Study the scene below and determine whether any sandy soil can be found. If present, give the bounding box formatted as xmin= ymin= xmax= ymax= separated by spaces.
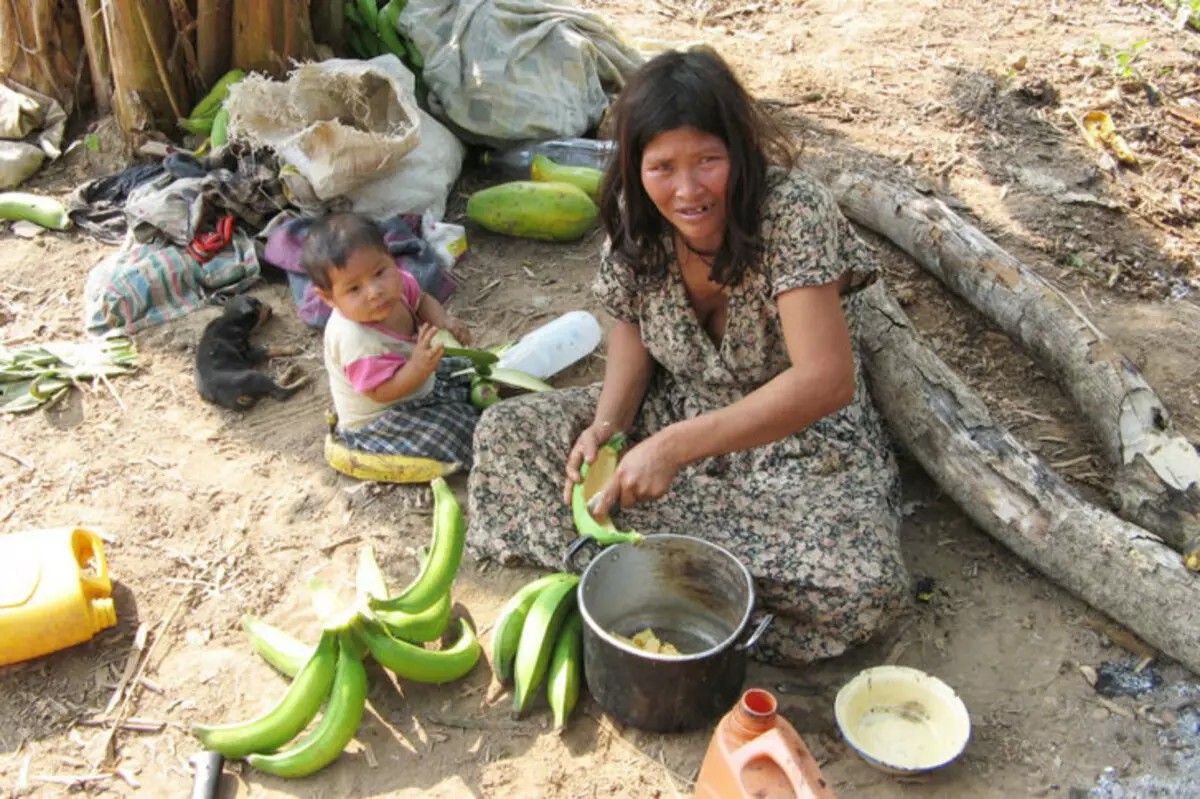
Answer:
xmin=3 ymin=0 xmax=1200 ymax=796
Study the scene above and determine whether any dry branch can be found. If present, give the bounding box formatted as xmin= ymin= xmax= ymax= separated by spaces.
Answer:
xmin=859 ymin=282 xmax=1200 ymax=676
xmin=826 ymin=169 xmax=1200 ymax=561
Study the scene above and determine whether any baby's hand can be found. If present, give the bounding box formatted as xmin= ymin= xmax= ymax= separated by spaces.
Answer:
xmin=411 ymin=323 xmax=445 ymax=377
xmin=446 ymin=317 xmax=472 ymax=346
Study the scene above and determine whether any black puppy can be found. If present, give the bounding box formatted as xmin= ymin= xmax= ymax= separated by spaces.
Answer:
xmin=194 ymin=295 xmax=308 ymax=410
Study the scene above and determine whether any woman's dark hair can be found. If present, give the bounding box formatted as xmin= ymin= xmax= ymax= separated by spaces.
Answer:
xmin=599 ymin=46 xmax=795 ymax=287
xmin=301 ymin=211 xmax=389 ymax=291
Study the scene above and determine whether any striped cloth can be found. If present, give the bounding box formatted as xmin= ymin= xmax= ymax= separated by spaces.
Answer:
xmin=336 ymin=358 xmax=480 ymax=468
xmin=84 ymin=234 xmax=261 ymax=335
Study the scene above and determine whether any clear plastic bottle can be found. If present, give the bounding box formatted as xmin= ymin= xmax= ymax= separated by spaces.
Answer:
xmin=496 ymin=310 xmax=603 ymax=380
xmin=478 ymin=138 xmax=617 ymax=178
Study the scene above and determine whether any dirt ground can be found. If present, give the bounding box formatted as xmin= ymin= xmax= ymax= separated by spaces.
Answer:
xmin=3 ymin=0 xmax=1200 ymax=796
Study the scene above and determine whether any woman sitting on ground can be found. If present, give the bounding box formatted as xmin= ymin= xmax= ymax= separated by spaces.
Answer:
xmin=465 ymin=46 xmax=910 ymax=666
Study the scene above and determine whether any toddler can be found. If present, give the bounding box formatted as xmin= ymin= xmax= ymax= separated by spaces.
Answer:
xmin=302 ymin=212 xmax=479 ymax=467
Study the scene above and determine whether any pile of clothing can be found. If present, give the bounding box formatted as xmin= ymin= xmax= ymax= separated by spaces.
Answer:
xmin=77 ymin=145 xmax=457 ymax=335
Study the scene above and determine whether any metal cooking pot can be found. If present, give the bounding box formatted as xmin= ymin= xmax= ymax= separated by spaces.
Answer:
xmin=564 ymin=534 xmax=772 ymax=733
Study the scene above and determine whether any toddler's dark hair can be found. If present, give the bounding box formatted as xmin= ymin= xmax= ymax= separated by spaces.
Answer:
xmin=301 ymin=212 xmax=389 ymax=291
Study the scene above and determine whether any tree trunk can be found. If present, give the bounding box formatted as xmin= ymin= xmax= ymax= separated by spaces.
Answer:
xmin=0 ymin=0 xmax=86 ymax=112
xmin=76 ymin=0 xmax=112 ymax=112
xmin=233 ymin=0 xmax=317 ymax=78
xmin=826 ymin=169 xmax=1200 ymax=562
xmin=102 ymin=0 xmax=189 ymax=133
xmin=859 ymin=282 xmax=1200 ymax=675
xmin=310 ymin=0 xmax=345 ymax=53
xmin=196 ymin=0 xmax=232 ymax=87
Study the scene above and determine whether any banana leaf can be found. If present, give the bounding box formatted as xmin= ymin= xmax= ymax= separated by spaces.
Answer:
xmin=0 ymin=336 xmax=137 ymax=413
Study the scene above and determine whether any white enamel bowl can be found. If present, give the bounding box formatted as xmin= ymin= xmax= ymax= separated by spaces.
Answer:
xmin=834 ymin=665 xmax=971 ymax=775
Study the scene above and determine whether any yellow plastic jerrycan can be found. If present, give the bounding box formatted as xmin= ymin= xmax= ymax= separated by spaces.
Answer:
xmin=0 ymin=527 xmax=117 ymax=666
xmin=694 ymin=688 xmax=835 ymax=799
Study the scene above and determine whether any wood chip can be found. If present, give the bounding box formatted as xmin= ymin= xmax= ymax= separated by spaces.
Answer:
xmin=18 ymin=753 xmax=30 ymax=790
xmin=1050 ymin=454 xmax=1092 ymax=469
xmin=1079 ymin=664 xmax=1099 ymax=687
xmin=114 ymin=766 xmax=141 ymax=788
xmin=1097 ymin=697 xmax=1135 ymax=719
xmin=1084 ymin=617 xmax=1157 ymax=660
xmin=32 ymin=774 xmax=111 ymax=786
xmin=138 ymin=677 xmax=164 ymax=695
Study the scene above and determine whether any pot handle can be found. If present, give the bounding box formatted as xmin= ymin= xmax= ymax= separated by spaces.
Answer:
xmin=563 ymin=535 xmax=600 ymax=574
xmin=735 ymin=614 xmax=774 ymax=652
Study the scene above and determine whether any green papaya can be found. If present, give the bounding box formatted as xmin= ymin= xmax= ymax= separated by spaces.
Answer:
xmin=466 ymin=181 xmax=598 ymax=243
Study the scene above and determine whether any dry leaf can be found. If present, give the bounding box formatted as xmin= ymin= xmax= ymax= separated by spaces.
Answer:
xmin=1082 ymin=111 xmax=1137 ymax=166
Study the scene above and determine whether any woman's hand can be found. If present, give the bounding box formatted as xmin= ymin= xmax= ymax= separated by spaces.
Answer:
xmin=583 ymin=433 xmax=682 ymax=521
xmin=562 ymin=423 xmax=614 ymax=505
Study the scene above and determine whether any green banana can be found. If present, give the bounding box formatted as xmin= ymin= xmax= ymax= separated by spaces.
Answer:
xmin=377 ymin=0 xmax=409 ymax=60
xmin=210 ymin=108 xmax=230 ymax=148
xmin=191 ymin=630 xmax=338 ymax=759
xmin=241 ymin=615 xmax=313 ymax=679
xmin=572 ymin=433 xmax=643 ymax=546
xmin=513 ymin=576 xmax=579 ymax=714
xmin=368 ymin=477 xmax=464 ymax=613
xmin=548 ymin=611 xmax=583 ymax=730
xmin=490 ymin=573 xmax=577 ymax=685
xmin=375 ymin=591 xmax=452 ymax=643
xmin=344 ymin=1 xmax=364 ymax=25
xmin=357 ymin=0 xmax=380 ymax=33
xmin=356 ymin=617 xmax=481 ymax=684
xmin=405 ymin=39 xmax=424 ymax=69
xmin=361 ymin=544 xmax=453 ymax=643
xmin=245 ymin=632 xmax=368 ymax=778
xmin=469 ymin=376 xmax=499 ymax=410
xmin=190 ymin=69 xmax=245 ymax=119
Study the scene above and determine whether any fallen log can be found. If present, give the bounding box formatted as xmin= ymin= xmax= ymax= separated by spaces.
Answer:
xmin=859 ymin=282 xmax=1200 ymax=675
xmin=826 ymin=170 xmax=1200 ymax=564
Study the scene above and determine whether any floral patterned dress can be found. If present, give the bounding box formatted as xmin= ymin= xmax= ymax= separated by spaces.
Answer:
xmin=466 ymin=168 xmax=910 ymax=666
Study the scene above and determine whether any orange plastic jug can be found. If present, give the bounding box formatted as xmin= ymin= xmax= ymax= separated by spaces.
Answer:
xmin=0 ymin=527 xmax=117 ymax=666
xmin=694 ymin=688 xmax=835 ymax=799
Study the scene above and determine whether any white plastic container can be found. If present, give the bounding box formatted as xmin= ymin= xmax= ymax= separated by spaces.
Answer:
xmin=497 ymin=310 xmax=603 ymax=380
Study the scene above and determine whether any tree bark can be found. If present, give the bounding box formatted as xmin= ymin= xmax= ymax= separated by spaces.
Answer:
xmin=859 ymin=282 xmax=1200 ymax=675
xmin=0 ymin=0 xmax=86 ymax=112
xmin=233 ymin=0 xmax=316 ymax=79
xmin=826 ymin=169 xmax=1200 ymax=562
xmin=102 ymin=0 xmax=189 ymax=133
xmin=196 ymin=0 xmax=232 ymax=87
xmin=76 ymin=0 xmax=112 ymax=112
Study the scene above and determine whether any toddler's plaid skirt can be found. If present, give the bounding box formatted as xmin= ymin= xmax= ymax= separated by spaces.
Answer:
xmin=336 ymin=358 xmax=479 ymax=468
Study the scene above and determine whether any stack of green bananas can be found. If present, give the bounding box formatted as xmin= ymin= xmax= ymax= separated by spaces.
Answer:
xmin=344 ymin=0 xmax=424 ymax=72
xmin=492 ymin=573 xmax=585 ymax=729
xmin=178 ymin=69 xmax=245 ymax=139
xmin=191 ymin=478 xmax=481 ymax=778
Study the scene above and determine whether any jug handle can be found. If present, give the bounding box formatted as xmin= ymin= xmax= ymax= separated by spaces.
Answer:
xmin=563 ymin=535 xmax=600 ymax=574
xmin=729 ymin=728 xmax=834 ymax=799
xmin=72 ymin=528 xmax=113 ymax=598
xmin=735 ymin=614 xmax=773 ymax=652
